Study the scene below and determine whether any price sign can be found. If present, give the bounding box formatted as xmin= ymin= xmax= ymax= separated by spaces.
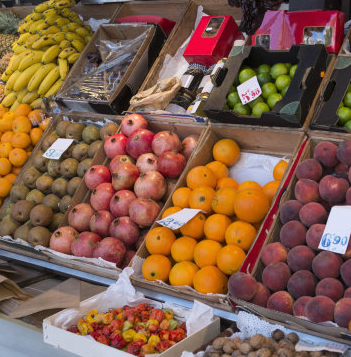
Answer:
xmin=318 ymin=206 xmax=351 ymax=254
xmin=237 ymin=76 xmax=262 ymax=105
xmin=157 ymin=208 xmax=203 ymax=230
xmin=42 ymin=138 xmax=74 ymax=160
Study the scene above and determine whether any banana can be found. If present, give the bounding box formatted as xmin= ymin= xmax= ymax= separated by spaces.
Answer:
xmin=60 ymin=8 xmax=71 ymax=18
xmin=68 ymin=12 xmax=79 ymax=21
xmin=66 ymin=22 xmax=79 ymax=32
xmin=65 ymin=32 xmax=84 ymax=42
xmin=45 ymin=15 xmax=60 ymax=26
xmin=5 ymin=53 xmax=18 ymax=73
xmin=31 ymin=19 xmax=46 ymax=34
xmin=2 ymin=92 xmax=17 ymax=107
xmin=32 ymin=36 xmax=56 ymax=50
xmin=75 ymin=27 xmax=90 ymax=38
xmin=25 ymin=14 xmax=33 ymax=22
xmin=58 ymin=58 xmax=69 ymax=80
xmin=84 ymin=24 xmax=92 ymax=33
xmin=85 ymin=35 xmax=92 ymax=44
xmin=28 ymin=63 xmax=56 ymax=91
xmin=42 ymin=45 xmax=60 ymax=64
xmin=60 ymin=24 xmax=70 ymax=33
xmin=38 ymin=66 xmax=60 ymax=96
xmin=17 ymin=33 xmax=31 ymax=45
xmin=13 ymin=63 xmax=42 ymax=92
xmin=5 ymin=71 xmax=21 ymax=91
xmin=43 ymin=78 xmax=63 ymax=98
xmin=10 ymin=50 xmax=31 ymax=72
xmin=67 ymin=52 xmax=79 ymax=64
xmin=71 ymin=39 xmax=85 ymax=53
xmin=33 ymin=22 xmax=47 ymax=35
xmin=20 ymin=20 xmax=33 ymax=34
xmin=1 ymin=70 xmax=13 ymax=82
xmin=40 ymin=25 xmax=60 ymax=36
xmin=24 ymin=34 xmax=40 ymax=48
xmin=59 ymin=40 xmax=71 ymax=50
xmin=73 ymin=18 xmax=84 ymax=26
xmin=43 ymin=8 xmax=57 ymax=18
xmin=29 ymin=20 xmax=40 ymax=34
xmin=30 ymin=12 xmax=43 ymax=21
xmin=35 ymin=2 xmax=50 ymax=13
xmin=22 ymin=91 xmax=39 ymax=104
xmin=13 ymin=45 xmax=27 ymax=55
xmin=47 ymin=0 xmax=58 ymax=8
xmin=30 ymin=97 xmax=43 ymax=109
xmin=18 ymin=50 xmax=44 ymax=71
xmin=54 ymin=17 xmax=70 ymax=27
xmin=54 ymin=0 xmax=76 ymax=10
xmin=10 ymin=100 xmax=20 ymax=112
xmin=58 ymin=47 xmax=76 ymax=59
xmin=52 ymin=32 xmax=65 ymax=43
xmin=4 ymin=88 xmax=11 ymax=96
xmin=17 ymin=87 xmax=28 ymax=103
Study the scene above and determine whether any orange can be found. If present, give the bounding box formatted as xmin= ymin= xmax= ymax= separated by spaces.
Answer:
xmin=204 ymin=214 xmax=231 ymax=242
xmin=262 ymin=180 xmax=280 ymax=204
xmin=28 ymin=109 xmax=45 ymax=126
xmin=189 ymin=186 xmax=215 ymax=214
xmin=30 ymin=127 xmax=43 ymax=146
xmin=11 ymin=165 xmax=22 ymax=175
xmin=186 ymin=166 xmax=217 ymax=189
xmin=0 ymin=117 xmax=13 ymax=132
xmin=11 ymin=132 xmax=31 ymax=149
xmin=216 ymin=245 xmax=246 ymax=275
xmin=1 ymin=131 xmax=14 ymax=143
xmin=162 ymin=206 xmax=182 ymax=234
xmin=211 ymin=187 xmax=237 ymax=216
xmin=145 ymin=227 xmax=176 ymax=255
xmin=39 ymin=117 xmax=50 ymax=131
xmin=2 ymin=111 xmax=15 ymax=122
xmin=171 ymin=236 xmax=197 ymax=262
xmin=273 ymin=160 xmax=288 ymax=181
xmin=9 ymin=148 xmax=27 ymax=167
xmin=225 ymin=221 xmax=257 ymax=251
xmin=12 ymin=115 xmax=31 ymax=133
xmin=213 ymin=138 xmax=240 ymax=166
xmin=0 ymin=178 xmax=12 ymax=197
xmin=26 ymin=144 xmax=33 ymax=152
xmin=172 ymin=187 xmax=192 ymax=208
xmin=193 ymin=266 xmax=228 ymax=294
xmin=142 ymin=254 xmax=172 ymax=282
xmin=193 ymin=239 xmax=222 ymax=268
xmin=0 ymin=158 xmax=11 ymax=175
xmin=180 ymin=212 xmax=206 ymax=239
xmin=206 ymin=161 xmax=229 ymax=180
xmin=216 ymin=177 xmax=239 ymax=190
xmin=238 ymin=180 xmax=262 ymax=192
xmin=0 ymin=142 xmax=12 ymax=158
xmin=169 ymin=261 xmax=199 ymax=287
xmin=4 ymin=173 xmax=16 ymax=183
xmin=14 ymin=104 xmax=31 ymax=117
xmin=27 ymin=151 xmax=32 ymax=158
xmin=233 ymin=189 xmax=270 ymax=223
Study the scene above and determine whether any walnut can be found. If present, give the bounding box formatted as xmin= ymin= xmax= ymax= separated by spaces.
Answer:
xmin=278 ymin=341 xmax=294 ymax=351
xmin=207 ymin=353 xmax=221 ymax=357
xmin=286 ymin=333 xmax=299 ymax=344
xmin=272 ymin=329 xmax=285 ymax=341
xmin=223 ymin=341 xmax=236 ymax=354
xmin=222 ymin=355 xmax=232 ymax=357
xmin=257 ymin=348 xmax=272 ymax=357
xmin=232 ymin=350 xmax=243 ymax=357
xmin=277 ymin=348 xmax=294 ymax=357
xmin=233 ymin=337 xmax=241 ymax=345
xmin=248 ymin=351 xmax=257 ymax=357
xmin=271 ymin=342 xmax=280 ymax=352
xmin=295 ymin=352 xmax=309 ymax=357
xmin=213 ymin=337 xmax=227 ymax=351
xmin=250 ymin=334 xmax=267 ymax=350
xmin=240 ymin=342 xmax=253 ymax=355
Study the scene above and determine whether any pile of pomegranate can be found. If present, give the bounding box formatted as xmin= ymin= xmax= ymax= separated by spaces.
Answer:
xmin=49 ymin=114 xmax=200 ymax=268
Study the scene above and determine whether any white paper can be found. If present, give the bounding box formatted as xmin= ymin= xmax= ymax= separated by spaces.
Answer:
xmin=157 ymin=208 xmax=203 ymax=230
xmin=186 ymin=300 xmax=213 ymax=335
xmin=43 ymin=138 xmax=74 ymax=160
xmin=237 ymin=76 xmax=262 ymax=105
xmin=318 ymin=206 xmax=351 ymax=254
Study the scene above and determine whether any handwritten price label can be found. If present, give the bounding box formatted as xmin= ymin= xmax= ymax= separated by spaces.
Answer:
xmin=318 ymin=206 xmax=351 ymax=254
xmin=157 ymin=208 xmax=203 ymax=230
xmin=237 ymin=76 xmax=262 ymax=105
xmin=42 ymin=138 xmax=74 ymax=160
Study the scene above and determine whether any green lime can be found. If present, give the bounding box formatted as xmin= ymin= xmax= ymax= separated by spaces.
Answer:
xmin=234 ymin=102 xmax=251 ymax=115
xmin=267 ymin=93 xmax=283 ymax=109
xmin=229 ymin=85 xmax=236 ymax=93
xmin=252 ymin=102 xmax=270 ymax=116
xmin=337 ymin=106 xmax=351 ymax=125
xmin=275 ymin=74 xmax=291 ymax=92
xmin=248 ymin=96 xmax=264 ymax=109
xmin=262 ymin=82 xmax=277 ymax=99
xmin=257 ymin=73 xmax=273 ymax=86
xmin=257 ymin=64 xmax=271 ymax=74
xmin=281 ymin=85 xmax=289 ymax=97
xmin=239 ymin=68 xmax=257 ymax=84
xmin=241 ymin=65 xmax=252 ymax=71
xmin=270 ymin=63 xmax=288 ymax=80
xmin=284 ymin=63 xmax=292 ymax=70
xmin=290 ymin=64 xmax=298 ymax=78
xmin=227 ymin=91 xmax=240 ymax=109
xmin=233 ymin=76 xmax=240 ymax=86
xmin=348 ymin=84 xmax=351 ymax=92
xmin=339 ymin=102 xmax=344 ymax=109
xmin=224 ymin=103 xmax=229 ymax=110
xmin=344 ymin=120 xmax=351 ymax=131
xmin=344 ymin=91 xmax=351 ymax=108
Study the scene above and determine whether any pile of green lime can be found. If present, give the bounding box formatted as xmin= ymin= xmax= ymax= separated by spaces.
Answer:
xmin=337 ymin=84 xmax=351 ymax=130
xmin=225 ymin=62 xmax=298 ymax=117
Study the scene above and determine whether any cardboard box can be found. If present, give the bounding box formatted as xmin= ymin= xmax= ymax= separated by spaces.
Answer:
xmin=55 ymin=23 xmax=166 ymax=114
xmin=203 ymin=44 xmax=329 ymax=128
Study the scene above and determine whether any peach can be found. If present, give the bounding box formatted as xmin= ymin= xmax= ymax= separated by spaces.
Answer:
xmin=280 ymin=221 xmax=306 ymax=248
xmin=344 ymin=287 xmax=351 ymax=298
xmin=337 ymin=139 xmax=351 ymax=166
xmin=228 ymin=272 xmax=258 ymax=301
xmin=341 ymin=260 xmax=351 ymax=286
xmin=299 ymin=202 xmax=327 ymax=227
xmin=296 ymin=159 xmax=323 ymax=182
xmin=267 ymin=291 xmax=294 ymax=314
xmin=294 ymin=179 xmax=320 ymax=204
xmin=334 ymin=298 xmax=351 ymax=327
xmin=280 ymin=200 xmax=303 ymax=224
xmin=287 ymin=270 xmax=316 ymax=299
xmin=250 ymin=282 xmax=271 ymax=308
xmin=312 ymin=251 xmax=342 ymax=279
xmin=293 ymin=296 xmax=313 ymax=317
xmin=319 ymin=175 xmax=349 ymax=204
xmin=314 ymin=141 xmax=339 ymax=167
xmin=306 ymin=296 xmax=335 ymax=323
xmin=262 ymin=262 xmax=291 ymax=292
xmin=261 ymin=242 xmax=288 ymax=266
xmin=306 ymin=224 xmax=325 ymax=250
xmin=335 ymin=162 xmax=349 ymax=175
xmin=287 ymin=245 xmax=315 ymax=272
xmin=316 ymin=278 xmax=344 ymax=302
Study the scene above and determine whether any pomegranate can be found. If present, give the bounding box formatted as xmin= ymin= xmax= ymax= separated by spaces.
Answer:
xmin=111 ymin=162 xmax=139 ymax=191
xmin=109 ymin=155 xmax=135 ymax=173
xmin=84 ymin=165 xmax=111 ymax=190
xmin=90 ymin=182 xmax=115 ymax=211
xmin=49 ymin=226 xmax=78 ymax=254
xmin=129 ymin=198 xmax=161 ymax=227
xmin=151 ymin=131 xmax=182 ymax=156
xmin=120 ymin=113 xmax=148 ymax=137
xmin=136 ymin=153 xmax=158 ymax=174
xmin=71 ymin=232 xmax=101 ymax=257
xmin=126 ymin=129 xmax=154 ymax=159
xmin=68 ymin=203 xmax=95 ymax=232
xmin=89 ymin=210 xmax=114 ymax=237
xmin=134 ymin=171 xmax=167 ymax=201
xmin=110 ymin=190 xmax=136 ymax=217
xmin=181 ymin=134 xmax=199 ymax=160
xmin=120 ymin=250 xmax=136 ymax=269
xmin=104 ymin=133 xmax=127 ymax=159
xmin=93 ymin=237 xmax=126 ymax=265
xmin=157 ymin=151 xmax=186 ymax=178
xmin=109 ymin=216 xmax=140 ymax=246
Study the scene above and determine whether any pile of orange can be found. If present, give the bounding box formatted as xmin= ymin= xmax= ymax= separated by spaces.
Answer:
xmin=0 ymin=104 xmax=49 ymax=202
xmin=142 ymin=138 xmax=288 ymax=295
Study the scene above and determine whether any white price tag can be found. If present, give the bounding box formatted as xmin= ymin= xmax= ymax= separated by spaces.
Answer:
xmin=237 ymin=76 xmax=262 ymax=105
xmin=318 ymin=206 xmax=351 ymax=254
xmin=42 ymin=138 xmax=74 ymax=160
xmin=157 ymin=208 xmax=202 ymax=230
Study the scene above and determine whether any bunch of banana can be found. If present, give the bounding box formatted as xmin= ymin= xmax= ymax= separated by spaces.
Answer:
xmin=1 ymin=0 xmax=93 ymax=110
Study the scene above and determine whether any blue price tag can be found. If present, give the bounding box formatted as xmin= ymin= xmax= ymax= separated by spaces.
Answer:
xmin=157 ymin=208 xmax=203 ymax=230
xmin=42 ymin=138 xmax=74 ymax=160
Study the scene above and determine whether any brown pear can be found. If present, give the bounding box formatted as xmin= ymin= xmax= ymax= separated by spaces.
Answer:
xmin=41 ymin=132 xmax=59 ymax=152
xmin=88 ymin=140 xmax=102 ymax=158
xmin=49 ymin=212 xmax=64 ymax=232
xmin=36 ymin=175 xmax=53 ymax=194
xmin=47 ymin=160 xmax=61 ymax=178
xmin=65 ymin=123 xmax=85 ymax=141
xmin=56 ymin=121 xmax=70 ymax=138
xmin=30 ymin=204 xmax=53 ymax=227
xmin=10 ymin=185 xmax=30 ymax=203
xmin=67 ymin=177 xmax=81 ymax=196
xmin=60 ymin=158 xmax=78 ymax=178
xmin=100 ymin=122 xmax=118 ymax=141
xmin=14 ymin=222 xmax=32 ymax=241
xmin=33 ymin=151 xmax=48 ymax=172
xmin=11 ymin=200 xmax=35 ymax=223
xmin=72 ymin=143 xmax=89 ymax=161
xmin=59 ymin=195 xmax=71 ymax=213
xmin=82 ymin=125 xmax=100 ymax=144
xmin=52 ymin=178 xmax=68 ymax=197
xmin=42 ymin=194 xmax=61 ymax=212
xmin=0 ymin=215 xmax=20 ymax=236
xmin=77 ymin=158 xmax=92 ymax=177
xmin=23 ymin=167 xmax=41 ymax=189
xmin=26 ymin=189 xmax=45 ymax=205
xmin=27 ymin=226 xmax=51 ymax=247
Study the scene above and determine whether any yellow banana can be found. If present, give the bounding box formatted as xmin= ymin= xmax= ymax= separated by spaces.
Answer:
xmin=5 ymin=71 xmax=22 ymax=91
xmin=1 ymin=70 xmax=13 ymax=82
xmin=28 ymin=63 xmax=56 ymax=91
xmin=25 ymin=14 xmax=33 ymax=22
xmin=58 ymin=47 xmax=76 ymax=59
xmin=5 ymin=54 xmax=18 ymax=73
xmin=54 ymin=17 xmax=70 ymax=27
xmin=73 ymin=18 xmax=84 ymax=26
xmin=13 ymin=63 xmax=42 ymax=92
xmin=10 ymin=100 xmax=20 ymax=112
xmin=13 ymin=45 xmax=27 ymax=55
xmin=65 ymin=32 xmax=84 ymax=42
xmin=17 ymin=87 xmax=28 ymax=103
xmin=47 ymin=0 xmax=58 ymax=8
xmin=60 ymin=8 xmax=71 ymax=17
xmin=85 ymin=35 xmax=92 ymax=44
xmin=29 ymin=20 xmax=41 ymax=34
xmin=45 ymin=15 xmax=60 ymax=26
xmin=10 ymin=51 xmax=31 ymax=72
xmin=66 ymin=22 xmax=79 ymax=32
xmin=30 ymin=12 xmax=43 ymax=21
xmin=30 ymin=97 xmax=43 ymax=109
xmin=32 ymin=36 xmax=56 ymax=50
xmin=38 ymin=66 xmax=60 ymax=96
xmin=71 ymin=39 xmax=85 ymax=53
xmin=58 ymin=58 xmax=69 ymax=80
xmin=22 ymin=91 xmax=39 ymax=104
xmin=24 ymin=34 xmax=40 ymax=48
xmin=40 ymin=25 xmax=60 ymax=36
xmin=33 ymin=22 xmax=47 ymax=35
xmin=4 ymin=88 xmax=11 ymax=96
xmin=59 ymin=40 xmax=71 ymax=50
xmin=20 ymin=20 xmax=33 ymax=33
xmin=43 ymin=8 xmax=58 ymax=18
xmin=35 ymin=2 xmax=50 ymax=13
xmin=84 ymin=24 xmax=92 ymax=33
xmin=67 ymin=52 xmax=79 ymax=64
xmin=2 ymin=92 xmax=17 ymax=107
xmin=17 ymin=33 xmax=31 ymax=45
xmin=18 ymin=51 xmax=44 ymax=71
xmin=52 ymin=32 xmax=65 ymax=43
xmin=43 ymin=78 xmax=63 ymax=98
xmin=75 ymin=27 xmax=89 ymax=38
xmin=42 ymin=45 xmax=60 ymax=64
xmin=60 ymin=24 xmax=70 ymax=33
xmin=68 ymin=12 xmax=79 ymax=21
xmin=54 ymin=0 xmax=76 ymax=10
